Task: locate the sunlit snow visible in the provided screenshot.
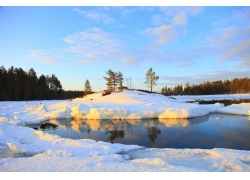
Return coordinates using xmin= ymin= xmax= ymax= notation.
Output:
xmin=0 ymin=90 xmax=250 ymax=172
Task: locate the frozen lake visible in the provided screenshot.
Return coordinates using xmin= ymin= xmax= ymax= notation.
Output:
xmin=29 ymin=113 xmax=250 ymax=151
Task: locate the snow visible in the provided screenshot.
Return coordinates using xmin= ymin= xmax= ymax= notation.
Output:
xmin=0 ymin=90 xmax=250 ymax=172
xmin=1 ymin=123 xmax=250 ymax=172
xmin=172 ymin=93 xmax=250 ymax=103
xmin=217 ymin=103 xmax=250 ymax=116
xmin=0 ymin=90 xmax=226 ymax=125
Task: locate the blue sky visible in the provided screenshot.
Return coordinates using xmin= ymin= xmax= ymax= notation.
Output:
xmin=0 ymin=4 xmax=250 ymax=92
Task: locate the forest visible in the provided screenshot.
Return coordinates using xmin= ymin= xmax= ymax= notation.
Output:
xmin=1 ymin=65 xmax=249 ymax=101
xmin=0 ymin=65 xmax=83 ymax=101
xmin=161 ymin=77 xmax=250 ymax=96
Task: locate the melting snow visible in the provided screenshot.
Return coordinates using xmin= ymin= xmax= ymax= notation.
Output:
xmin=0 ymin=90 xmax=250 ymax=172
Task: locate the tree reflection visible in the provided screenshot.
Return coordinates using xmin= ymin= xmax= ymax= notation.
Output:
xmin=147 ymin=127 xmax=161 ymax=142
xmin=40 ymin=123 xmax=58 ymax=130
xmin=105 ymin=130 xmax=125 ymax=143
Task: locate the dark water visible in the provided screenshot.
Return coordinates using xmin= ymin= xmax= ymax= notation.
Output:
xmin=29 ymin=113 xmax=250 ymax=151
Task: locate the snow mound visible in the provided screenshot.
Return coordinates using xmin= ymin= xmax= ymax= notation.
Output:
xmin=217 ymin=103 xmax=250 ymax=116
xmin=0 ymin=90 xmax=227 ymax=125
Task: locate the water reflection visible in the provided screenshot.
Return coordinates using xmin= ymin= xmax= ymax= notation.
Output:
xmin=35 ymin=114 xmax=250 ymax=150
xmin=105 ymin=130 xmax=125 ymax=143
xmin=40 ymin=123 xmax=58 ymax=130
xmin=40 ymin=115 xmax=209 ymax=133
xmin=147 ymin=127 xmax=161 ymax=142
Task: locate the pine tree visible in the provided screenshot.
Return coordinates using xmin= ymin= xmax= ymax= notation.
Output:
xmin=117 ymin=71 xmax=123 ymax=89
xmin=144 ymin=68 xmax=159 ymax=92
xmin=84 ymin=79 xmax=92 ymax=94
xmin=103 ymin=69 xmax=123 ymax=91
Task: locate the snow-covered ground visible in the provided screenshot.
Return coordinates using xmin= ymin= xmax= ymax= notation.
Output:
xmin=1 ymin=123 xmax=250 ymax=172
xmin=171 ymin=93 xmax=250 ymax=102
xmin=0 ymin=90 xmax=228 ymax=125
xmin=0 ymin=90 xmax=250 ymax=172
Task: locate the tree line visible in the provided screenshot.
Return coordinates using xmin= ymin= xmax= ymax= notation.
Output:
xmin=161 ymin=77 xmax=250 ymax=96
xmin=0 ymin=65 xmax=83 ymax=101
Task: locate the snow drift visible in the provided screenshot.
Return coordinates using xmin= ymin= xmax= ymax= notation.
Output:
xmin=0 ymin=90 xmax=225 ymax=125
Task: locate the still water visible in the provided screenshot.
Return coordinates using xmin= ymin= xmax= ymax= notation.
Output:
xmin=30 ymin=113 xmax=250 ymax=151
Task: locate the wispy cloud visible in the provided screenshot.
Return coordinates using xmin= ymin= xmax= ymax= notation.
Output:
xmin=175 ymin=61 xmax=197 ymax=68
xmin=74 ymin=8 xmax=115 ymax=23
xmin=171 ymin=13 xmax=188 ymax=26
xmin=208 ymin=25 xmax=250 ymax=67
xmin=28 ymin=49 xmax=75 ymax=65
xmin=159 ymin=69 xmax=250 ymax=87
xmin=142 ymin=25 xmax=177 ymax=45
xmin=62 ymin=28 xmax=146 ymax=67
xmin=28 ymin=50 xmax=54 ymax=64
xmin=144 ymin=7 xmax=203 ymax=45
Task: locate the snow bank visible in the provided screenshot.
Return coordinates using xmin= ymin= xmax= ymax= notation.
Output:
xmin=217 ymin=103 xmax=250 ymax=116
xmin=172 ymin=94 xmax=250 ymax=102
xmin=0 ymin=123 xmax=250 ymax=172
xmin=0 ymin=123 xmax=141 ymax=157
xmin=0 ymin=90 xmax=225 ymax=125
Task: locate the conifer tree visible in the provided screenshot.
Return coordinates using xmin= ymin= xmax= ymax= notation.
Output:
xmin=84 ymin=79 xmax=92 ymax=94
xmin=144 ymin=68 xmax=159 ymax=92
xmin=103 ymin=69 xmax=123 ymax=91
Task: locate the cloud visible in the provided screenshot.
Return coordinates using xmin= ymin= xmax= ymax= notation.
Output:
xmin=232 ymin=7 xmax=250 ymax=24
xmin=142 ymin=25 xmax=177 ymax=45
xmin=159 ymin=6 xmax=203 ymax=17
xmin=120 ymin=7 xmax=138 ymax=15
xmin=208 ymin=25 xmax=250 ymax=67
xmin=74 ymin=8 xmax=115 ymax=23
xmin=159 ymin=69 xmax=250 ymax=87
xmin=28 ymin=49 xmax=75 ymax=65
xmin=62 ymin=28 xmax=131 ymax=65
xmin=171 ymin=13 xmax=188 ymax=26
xmin=175 ymin=61 xmax=197 ymax=68
xmin=122 ymin=56 xmax=138 ymax=64
xmin=152 ymin=14 xmax=169 ymax=25
xmin=28 ymin=50 xmax=54 ymax=64
xmin=145 ymin=7 xmax=203 ymax=45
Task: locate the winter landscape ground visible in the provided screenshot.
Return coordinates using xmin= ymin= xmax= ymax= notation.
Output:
xmin=0 ymin=90 xmax=250 ymax=172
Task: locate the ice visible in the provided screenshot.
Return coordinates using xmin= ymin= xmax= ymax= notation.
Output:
xmin=217 ymin=103 xmax=250 ymax=116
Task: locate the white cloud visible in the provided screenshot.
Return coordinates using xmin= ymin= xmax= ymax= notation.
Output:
xmin=122 ymin=56 xmax=138 ymax=64
xmin=208 ymin=25 xmax=250 ymax=67
xmin=74 ymin=8 xmax=115 ymax=23
xmin=172 ymin=13 xmax=188 ymax=26
xmin=62 ymin=28 xmax=129 ymax=65
xmin=153 ymin=25 xmax=177 ymax=44
xmin=175 ymin=61 xmax=197 ymax=68
xmin=28 ymin=49 xmax=75 ymax=65
xmin=232 ymin=7 xmax=250 ymax=24
xmin=145 ymin=7 xmax=203 ymax=45
xmin=152 ymin=14 xmax=169 ymax=25
xmin=159 ymin=6 xmax=203 ymax=17
xmin=142 ymin=25 xmax=177 ymax=45
xmin=159 ymin=69 xmax=250 ymax=87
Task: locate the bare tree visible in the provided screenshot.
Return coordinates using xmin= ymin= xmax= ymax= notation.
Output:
xmin=125 ymin=77 xmax=133 ymax=90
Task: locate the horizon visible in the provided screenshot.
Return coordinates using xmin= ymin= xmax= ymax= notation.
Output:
xmin=1 ymin=5 xmax=250 ymax=92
